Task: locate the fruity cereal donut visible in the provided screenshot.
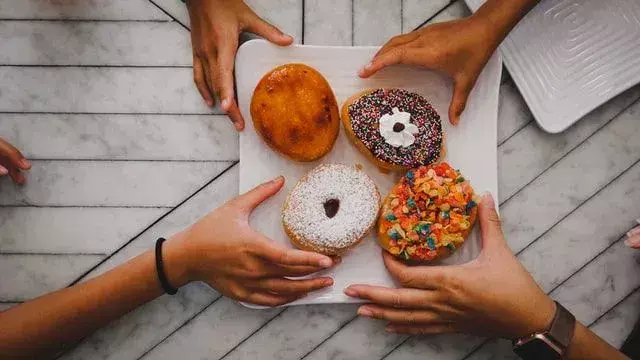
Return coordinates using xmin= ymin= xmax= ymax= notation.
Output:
xmin=341 ymin=88 xmax=444 ymax=172
xmin=377 ymin=162 xmax=480 ymax=261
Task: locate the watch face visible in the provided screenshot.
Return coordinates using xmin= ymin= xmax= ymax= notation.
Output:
xmin=514 ymin=337 xmax=562 ymax=360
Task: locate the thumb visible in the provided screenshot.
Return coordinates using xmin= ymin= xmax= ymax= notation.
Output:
xmin=478 ymin=192 xmax=506 ymax=250
xmin=244 ymin=13 xmax=293 ymax=46
xmin=448 ymin=77 xmax=474 ymax=125
xmin=232 ymin=176 xmax=285 ymax=213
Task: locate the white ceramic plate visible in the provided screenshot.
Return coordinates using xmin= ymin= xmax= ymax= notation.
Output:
xmin=466 ymin=0 xmax=640 ymax=133
xmin=235 ymin=40 xmax=501 ymax=307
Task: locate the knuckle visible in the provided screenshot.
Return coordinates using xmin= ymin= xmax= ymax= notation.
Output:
xmin=390 ymin=293 xmax=403 ymax=308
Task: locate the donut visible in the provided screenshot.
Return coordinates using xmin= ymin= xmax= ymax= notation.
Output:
xmin=341 ymin=88 xmax=444 ymax=172
xmin=282 ymin=164 xmax=381 ymax=256
xmin=377 ymin=162 xmax=480 ymax=261
xmin=251 ymin=63 xmax=340 ymax=162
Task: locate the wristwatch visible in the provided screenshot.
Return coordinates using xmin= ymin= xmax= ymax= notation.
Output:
xmin=512 ymin=301 xmax=576 ymax=359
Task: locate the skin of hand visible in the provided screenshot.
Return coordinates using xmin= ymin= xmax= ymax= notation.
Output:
xmin=625 ymin=226 xmax=640 ymax=249
xmin=345 ymin=193 xmax=557 ymax=338
xmin=358 ymin=16 xmax=499 ymax=126
xmin=0 ymin=137 xmax=31 ymax=185
xmin=170 ymin=176 xmax=338 ymax=306
xmin=186 ymin=0 xmax=293 ymax=131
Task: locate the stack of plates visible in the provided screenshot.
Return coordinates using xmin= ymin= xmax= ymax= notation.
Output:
xmin=466 ymin=0 xmax=640 ymax=133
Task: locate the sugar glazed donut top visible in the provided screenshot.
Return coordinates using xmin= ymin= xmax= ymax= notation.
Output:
xmin=378 ymin=162 xmax=479 ymax=261
xmin=250 ymin=63 xmax=340 ymax=162
xmin=347 ymin=89 xmax=443 ymax=168
xmin=282 ymin=164 xmax=380 ymax=254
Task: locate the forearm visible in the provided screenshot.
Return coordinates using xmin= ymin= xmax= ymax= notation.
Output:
xmin=472 ymin=0 xmax=540 ymax=44
xmin=566 ymin=322 xmax=629 ymax=360
xmin=0 ymin=238 xmax=190 ymax=359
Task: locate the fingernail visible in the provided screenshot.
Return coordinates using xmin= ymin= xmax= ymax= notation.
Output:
xmin=627 ymin=225 xmax=640 ymax=238
xmin=19 ymin=159 xmax=30 ymax=169
xmin=0 ymin=166 xmax=7 ymax=175
xmin=625 ymin=234 xmax=640 ymax=248
xmin=205 ymin=99 xmax=213 ymax=107
xmin=357 ymin=307 xmax=372 ymax=317
xmin=268 ymin=175 xmax=284 ymax=185
xmin=482 ymin=192 xmax=495 ymax=209
xmin=324 ymin=278 xmax=334 ymax=286
xmin=344 ymin=287 xmax=357 ymax=297
xmin=221 ymin=98 xmax=231 ymax=110
xmin=319 ymin=257 xmax=333 ymax=268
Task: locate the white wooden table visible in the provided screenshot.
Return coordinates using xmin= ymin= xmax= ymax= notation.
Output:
xmin=1 ymin=1 xmax=639 ymax=359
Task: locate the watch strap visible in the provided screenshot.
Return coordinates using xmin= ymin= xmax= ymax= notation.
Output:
xmin=548 ymin=301 xmax=575 ymax=351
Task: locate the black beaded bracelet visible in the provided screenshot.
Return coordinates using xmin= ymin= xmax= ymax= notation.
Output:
xmin=155 ymin=237 xmax=178 ymax=295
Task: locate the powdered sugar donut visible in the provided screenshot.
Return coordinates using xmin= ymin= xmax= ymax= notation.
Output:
xmin=341 ymin=89 xmax=444 ymax=172
xmin=282 ymin=164 xmax=381 ymax=256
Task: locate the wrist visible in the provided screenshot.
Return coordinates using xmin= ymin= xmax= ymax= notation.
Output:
xmin=513 ymin=295 xmax=556 ymax=338
xmin=162 ymin=232 xmax=195 ymax=288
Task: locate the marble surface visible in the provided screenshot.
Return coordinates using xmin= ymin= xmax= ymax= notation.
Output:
xmin=0 ymin=1 xmax=638 ymax=359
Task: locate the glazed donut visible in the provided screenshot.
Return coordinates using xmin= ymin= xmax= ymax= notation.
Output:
xmin=377 ymin=162 xmax=479 ymax=261
xmin=341 ymin=88 xmax=444 ymax=172
xmin=282 ymin=164 xmax=381 ymax=256
xmin=251 ymin=63 xmax=340 ymax=162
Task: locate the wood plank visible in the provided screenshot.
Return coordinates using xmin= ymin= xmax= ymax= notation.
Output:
xmin=0 ymin=21 xmax=190 ymax=66
xmin=0 ymin=114 xmax=238 ymax=161
xmin=0 ymin=303 xmax=18 ymax=311
xmin=591 ymin=289 xmax=640 ymax=348
xmin=0 ymin=254 xmax=103 ymax=300
xmin=428 ymin=0 xmax=470 ymax=23
xmin=60 ymin=282 xmax=217 ymax=360
xmin=304 ymin=0 xmax=352 ymax=45
xmin=501 ymin=98 xmax=640 ymax=253
xmin=245 ymin=0 xmax=303 ymax=43
xmin=139 ymin=299 xmax=280 ymax=360
xmin=498 ymin=85 xmax=640 ymax=203
xmin=0 ymin=207 xmax=164 ymax=253
xmin=0 ymin=0 xmax=168 ymax=20
xmin=224 ymin=304 xmax=357 ymax=360
xmin=149 ymin=0 xmax=189 ymax=26
xmin=60 ymin=165 xmax=239 ymax=359
xmin=353 ymin=0 xmax=401 ymax=46
xmin=0 ymin=161 xmax=232 ymax=207
xmin=303 ymin=316 xmax=407 ymax=360
xmin=402 ymin=0 xmax=451 ymax=32
xmin=0 ymin=67 xmax=218 ymax=114
xmin=497 ymin=80 xmax=532 ymax=144
xmin=519 ymin=161 xmax=640 ymax=293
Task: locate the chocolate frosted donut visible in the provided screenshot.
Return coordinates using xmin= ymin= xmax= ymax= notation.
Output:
xmin=282 ymin=164 xmax=381 ymax=256
xmin=341 ymin=89 xmax=444 ymax=172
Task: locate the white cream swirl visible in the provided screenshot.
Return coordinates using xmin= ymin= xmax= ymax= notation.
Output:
xmin=379 ymin=107 xmax=419 ymax=147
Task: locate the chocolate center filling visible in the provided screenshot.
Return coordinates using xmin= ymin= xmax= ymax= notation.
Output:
xmin=323 ymin=198 xmax=340 ymax=218
xmin=392 ymin=122 xmax=405 ymax=132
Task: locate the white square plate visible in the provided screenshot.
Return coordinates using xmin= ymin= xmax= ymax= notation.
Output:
xmin=466 ymin=0 xmax=640 ymax=133
xmin=236 ymin=40 xmax=501 ymax=307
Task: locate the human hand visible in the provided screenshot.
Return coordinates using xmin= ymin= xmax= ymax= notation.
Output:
xmin=626 ymin=226 xmax=640 ymax=249
xmin=169 ymin=176 xmax=337 ymax=307
xmin=345 ymin=194 xmax=556 ymax=338
xmin=186 ymin=0 xmax=293 ymax=131
xmin=358 ymin=16 xmax=499 ymax=125
xmin=0 ymin=137 xmax=31 ymax=185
